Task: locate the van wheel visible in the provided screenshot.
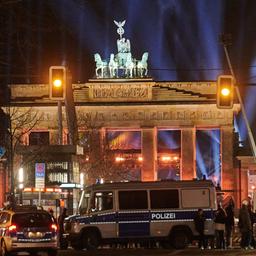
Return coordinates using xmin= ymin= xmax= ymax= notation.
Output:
xmin=171 ymin=231 xmax=189 ymax=249
xmin=0 ymin=241 xmax=10 ymax=256
xmin=83 ymin=231 xmax=100 ymax=250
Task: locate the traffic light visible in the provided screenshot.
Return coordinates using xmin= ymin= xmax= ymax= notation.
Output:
xmin=217 ymin=75 xmax=234 ymax=109
xmin=49 ymin=66 xmax=66 ymax=100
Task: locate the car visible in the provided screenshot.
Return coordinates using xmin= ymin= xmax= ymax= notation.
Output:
xmin=0 ymin=205 xmax=58 ymax=256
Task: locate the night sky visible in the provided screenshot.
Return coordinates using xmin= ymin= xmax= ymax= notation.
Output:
xmin=1 ymin=0 xmax=256 ymax=142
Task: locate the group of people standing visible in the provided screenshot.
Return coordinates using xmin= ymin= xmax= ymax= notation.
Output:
xmin=194 ymin=197 xmax=256 ymax=250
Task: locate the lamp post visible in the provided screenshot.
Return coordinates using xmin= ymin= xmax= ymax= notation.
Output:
xmin=7 ymin=104 xmax=15 ymax=205
xmin=219 ymin=34 xmax=256 ymax=157
xmin=18 ymin=167 xmax=24 ymax=204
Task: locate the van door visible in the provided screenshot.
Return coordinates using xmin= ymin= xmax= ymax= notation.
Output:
xmin=90 ymin=191 xmax=117 ymax=238
xmin=117 ymin=190 xmax=150 ymax=237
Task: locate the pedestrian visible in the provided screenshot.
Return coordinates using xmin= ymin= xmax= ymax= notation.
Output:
xmin=48 ymin=208 xmax=57 ymax=224
xmin=248 ymin=202 xmax=256 ymax=248
xmin=225 ymin=197 xmax=235 ymax=249
xmin=214 ymin=203 xmax=227 ymax=249
xmin=238 ymin=200 xmax=252 ymax=249
xmin=194 ymin=208 xmax=206 ymax=249
xmin=58 ymin=207 xmax=68 ymax=249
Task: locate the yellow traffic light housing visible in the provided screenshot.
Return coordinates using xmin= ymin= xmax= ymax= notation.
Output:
xmin=217 ymin=75 xmax=234 ymax=109
xmin=49 ymin=66 xmax=66 ymax=100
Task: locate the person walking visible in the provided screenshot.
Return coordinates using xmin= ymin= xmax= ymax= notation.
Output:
xmin=58 ymin=207 xmax=68 ymax=249
xmin=239 ymin=200 xmax=252 ymax=249
xmin=248 ymin=202 xmax=255 ymax=248
xmin=194 ymin=208 xmax=206 ymax=249
xmin=225 ymin=198 xmax=235 ymax=249
xmin=48 ymin=208 xmax=57 ymax=224
xmin=214 ymin=203 xmax=227 ymax=249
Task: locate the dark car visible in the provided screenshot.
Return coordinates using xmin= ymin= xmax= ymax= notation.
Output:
xmin=0 ymin=205 xmax=58 ymax=256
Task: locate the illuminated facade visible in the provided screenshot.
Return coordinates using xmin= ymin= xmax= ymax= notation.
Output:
xmin=6 ymin=78 xmax=245 ymax=209
xmin=2 ymin=21 xmax=246 ymax=210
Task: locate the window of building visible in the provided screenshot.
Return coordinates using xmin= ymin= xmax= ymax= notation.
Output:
xmin=150 ymin=189 xmax=179 ymax=209
xmin=196 ymin=129 xmax=220 ymax=185
xmin=118 ymin=190 xmax=148 ymax=210
xmin=107 ymin=131 xmax=141 ymax=150
xmin=45 ymin=162 xmax=69 ymax=185
xmin=157 ymin=130 xmax=181 ymax=180
xmin=107 ymin=130 xmax=142 ymax=181
xmin=29 ymin=131 xmax=49 ymax=145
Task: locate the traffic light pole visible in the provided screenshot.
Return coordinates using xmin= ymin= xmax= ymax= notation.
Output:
xmin=58 ymin=100 xmax=63 ymax=145
xmin=222 ymin=44 xmax=256 ymax=158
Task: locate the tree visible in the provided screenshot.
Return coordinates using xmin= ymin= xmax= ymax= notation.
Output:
xmin=3 ymin=106 xmax=44 ymax=196
xmin=77 ymin=111 xmax=139 ymax=185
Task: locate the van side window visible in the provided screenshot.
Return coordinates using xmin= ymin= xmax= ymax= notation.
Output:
xmin=91 ymin=191 xmax=113 ymax=212
xmin=119 ymin=190 xmax=148 ymax=210
xmin=150 ymin=189 xmax=179 ymax=209
xmin=181 ymin=189 xmax=210 ymax=208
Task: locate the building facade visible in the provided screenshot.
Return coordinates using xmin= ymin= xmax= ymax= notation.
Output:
xmin=4 ymin=77 xmax=246 ymax=211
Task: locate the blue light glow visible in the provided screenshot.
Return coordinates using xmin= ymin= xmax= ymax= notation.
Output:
xmin=45 ymin=0 xmax=226 ymax=81
xmin=196 ymin=130 xmax=220 ymax=184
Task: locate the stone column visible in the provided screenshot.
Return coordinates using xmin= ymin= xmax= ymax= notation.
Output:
xmin=141 ymin=127 xmax=157 ymax=181
xmin=221 ymin=126 xmax=234 ymax=191
xmin=181 ymin=128 xmax=195 ymax=180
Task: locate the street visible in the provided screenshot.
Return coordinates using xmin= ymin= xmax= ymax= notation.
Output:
xmin=55 ymin=248 xmax=256 ymax=256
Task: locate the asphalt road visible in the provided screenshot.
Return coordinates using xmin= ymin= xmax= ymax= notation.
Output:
xmin=55 ymin=248 xmax=256 ymax=256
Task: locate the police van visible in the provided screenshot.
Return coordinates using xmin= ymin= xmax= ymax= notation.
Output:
xmin=65 ymin=180 xmax=217 ymax=250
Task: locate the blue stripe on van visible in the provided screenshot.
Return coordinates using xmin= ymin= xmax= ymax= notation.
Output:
xmin=91 ymin=213 xmax=116 ymax=223
xmin=119 ymin=222 xmax=150 ymax=237
xmin=118 ymin=212 xmax=150 ymax=222
xmin=151 ymin=209 xmax=214 ymax=221
xmin=73 ymin=209 xmax=214 ymax=225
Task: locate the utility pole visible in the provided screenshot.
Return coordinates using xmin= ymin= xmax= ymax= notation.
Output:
xmin=64 ymin=70 xmax=78 ymax=145
xmin=219 ymin=34 xmax=256 ymax=158
xmin=6 ymin=103 xmax=15 ymax=206
xmin=58 ymin=100 xmax=63 ymax=145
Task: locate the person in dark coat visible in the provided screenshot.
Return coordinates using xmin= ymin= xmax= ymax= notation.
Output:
xmin=239 ymin=200 xmax=252 ymax=249
xmin=214 ymin=204 xmax=227 ymax=249
xmin=58 ymin=208 xmax=68 ymax=249
xmin=247 ymin=202 xmax=255 ymax=248
xmin=48 ymin=208 xmax=57 ymax=224
xmin=194 ymin=208 xmax=206 ymax=249
xmin=225 ymin=198 xmax=235 ymax=248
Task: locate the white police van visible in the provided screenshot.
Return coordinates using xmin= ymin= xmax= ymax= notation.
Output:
xmin=65 ymin=180 xmax=217 ymax=250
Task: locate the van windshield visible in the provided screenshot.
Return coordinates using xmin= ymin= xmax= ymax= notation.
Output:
xmin=79 ymin=190 xmax=91 ymax=214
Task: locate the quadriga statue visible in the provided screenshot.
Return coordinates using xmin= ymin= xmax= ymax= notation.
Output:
xmin=137 ymin=52 xmax=149 ymax=77
xmin=94 ymin=53 xmax=108 ymax=78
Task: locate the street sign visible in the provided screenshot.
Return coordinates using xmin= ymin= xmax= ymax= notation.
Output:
xmin=0 ymin=147 xmax=6 ymax=158
xmin=35 ymin=163 xmax=45 ymax=189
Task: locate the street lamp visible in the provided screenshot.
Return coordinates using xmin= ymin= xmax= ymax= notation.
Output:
xmin=18 ymin=167 xmax=24 ymax=204
xmin=80 ymin=172 xmax=84 ymax=189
